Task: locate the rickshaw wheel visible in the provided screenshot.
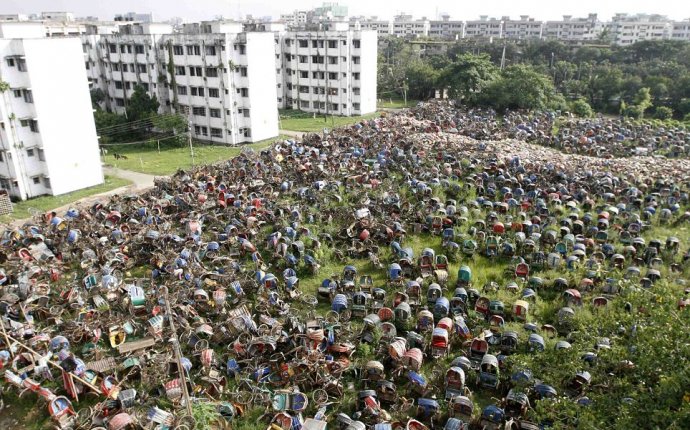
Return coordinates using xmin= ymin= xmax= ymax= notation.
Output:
xmin=340 ymin=310 xmax=351 ymax=322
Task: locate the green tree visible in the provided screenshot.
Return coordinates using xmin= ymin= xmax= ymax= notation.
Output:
xmin=0 ymin=80 xmax=9 ymax=93
xmin=127 ymin=84 xmax=159 ymax=122
xmin=571 ymin=99 xmax=594 ymax=117
xmin=633 ymin=87 xmax=653 ymax=118
xmin=653 ymin=106 xmax=673 ymax=120
xmin=441 ymin=53 xmax=498 ymax=104
xmin=483 ymin=64 xmax=563 ymax=111
xmin=93 ymin=110 xmax=128 ymax=144
xmin=405 ymin=59 xmax=441 ymax=100
xmin=90 ymin=88 xmax=106 ymax=109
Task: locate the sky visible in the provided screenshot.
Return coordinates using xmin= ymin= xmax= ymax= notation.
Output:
xmin=1 ymin=0 xmax=688 ymax=22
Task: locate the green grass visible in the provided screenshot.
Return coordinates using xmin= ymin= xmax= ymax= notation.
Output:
xmin=0 ymin=175 xmax=131 ymax=222
xmin=279 ymin=109 xmax=382 ymax=132
xmin=377 ymin=98 xmax=421 ymax=109
xmin=103 ymin=135 xmax=290 ymax=176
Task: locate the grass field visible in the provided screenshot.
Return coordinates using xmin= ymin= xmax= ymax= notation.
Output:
xmin=0 ymin=175 xmax=131 ymax=222
xmin=103 ymin=135 xmax=290 ymax=176
xmin=279 ymin=109 xmax=382 ymax=132
xmin=377 ymin=98 xmax=421 ymax=109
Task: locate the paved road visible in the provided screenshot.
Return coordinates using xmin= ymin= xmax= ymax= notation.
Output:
xmin=280 ymin=130 xmax=305 ymax=139
xmin=103 ymin=166 xmax=157 ymax=190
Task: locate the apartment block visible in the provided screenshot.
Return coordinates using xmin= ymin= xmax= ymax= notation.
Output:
xmin=280 ymin=22 xmax=376 ymax=116
xmin=543 ymin=14 xmax=603 ymax=42
xmin=392 ymin=14 xmax=430 ymax=37
xmin=670 ymin=19 xmax=690 ymax=41
xmin=502 ymin=16 xmax=544 ymax=40
xmin=349 ymin=17 xmax=393 ymax=36
xmin=0 ymin=22 xmax=103 ymax=200
xmin=465 ymin=16 xmax=503 ymax=39
xmin=609 ymin=13 xmax=671 ymax=45
xmin=429 ymin=15 xmax=465 ymax=39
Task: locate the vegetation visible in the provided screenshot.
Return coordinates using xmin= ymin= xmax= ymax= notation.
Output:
xmin=378 ymin=38 xmax=690 ymax=119
xmin=279 ymin=109 xmax=381 ymax=132
xmin=102 ymin=135 xmax=290 ymax=176
xmin=0 ymin=175 xmax=131 ymax=222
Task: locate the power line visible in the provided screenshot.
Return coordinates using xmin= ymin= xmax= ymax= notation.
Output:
xmin=96 ymin=113 xmax=182 ymax=133
xmin=98 ymin=134 xmax=181 ymax=146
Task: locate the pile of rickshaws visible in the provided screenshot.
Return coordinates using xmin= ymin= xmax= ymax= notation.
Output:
xmin=1 ymin=99 xmax=690 ymax=430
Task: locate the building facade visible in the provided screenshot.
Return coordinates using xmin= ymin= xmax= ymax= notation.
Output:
xmin=609 ymin=13 xmax=671 ymax=45
xmin=429 ymin=15 xmax=465 ymax=39
xmin=0 ymin=22 xmax=103 ymax=200
xmin=392 ymin=14 xmax=430 ymax=37
xmin=543 ymin=14 xmax=603 ymax=42
xmin=502 ymin=16 xmax=544 ymax=40
xmin=670 ymin=19 xmax=690 ymax=41
xmin=464 ymin=16 xmax=503 ymax=39
xmin=280 ymin=23 xmax=377 ymax=116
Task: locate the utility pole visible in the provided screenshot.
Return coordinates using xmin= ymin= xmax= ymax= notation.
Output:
xmin=187 ymin=115 xmax=195 ymax=167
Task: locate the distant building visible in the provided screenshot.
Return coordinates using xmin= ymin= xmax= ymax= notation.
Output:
xmin=429 ymin=15 xmax=465 ymax=39
xmin=0 ymin=22 xmax=103 ymax=200
xmin=609 ymin=13 xmax=671 ymax=45
xmin=313 ymin=3 xmax=348 ymax=22
xmin=465 ymin=16 xmax=503 ymax=39
xmin=502 ymin=15 xmax=544 ymax=40
xmin=349 ymin=16 xmax=392 ymax=36
xmin=670 ymin=19 xmax=690 ymax=41
xmin=0 ymin=14 xmax=29 ymax=22
xmin=543 ymin=14 xmax=604 ymax=42
xmin=114 ymin=12 xmax=155 ymax=23
xmin=40 ymin=11 xmax=75 ymax=22
xmin=392 ymin=14 xmax=430 ymax=37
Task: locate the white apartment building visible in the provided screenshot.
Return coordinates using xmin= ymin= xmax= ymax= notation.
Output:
xmin=392 ymin=15 xmax=430 ymax=37
xmin=0 ymin=15 xmax=29 ymax=22
xmin=280 ymin=22 xmax=377 ymax=116
xmin=502 ymin=15 xmax=544 ymax=40
xmin=280 ymin=11 xmax=309 ymax=28
xmin=429 ymin=15 xmax=465 ymax=39
xmin=609 ymin=13 xmax=671 ymax=45
xmin=86 ymin=22 xmax=279 ymax=145
xmin=0 ymin=22 xmax=103 ymax=200
xmin=465 ymin=16 xmax=503 ymax=39
xmin=671 ymin=19 xmax=690 ymax=41
xmin=543 ymin=14 xmax=603 ymax=42
xmin=349 ymin=17 xmax=393 ymax=36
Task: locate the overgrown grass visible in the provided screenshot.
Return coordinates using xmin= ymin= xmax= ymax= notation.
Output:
xmin=0 ymin=175 xmax=131 ymax=223
xmin=103 ymin=135 xmax=290 ymax=176
xmin=279 ymin=109 xmax=382 ymax=132
xmin=377 ymin=98 xmax=421 ymax=109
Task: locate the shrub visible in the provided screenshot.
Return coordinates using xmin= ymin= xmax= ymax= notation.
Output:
xmin=571 ymin=99 xmax=594 ymax=117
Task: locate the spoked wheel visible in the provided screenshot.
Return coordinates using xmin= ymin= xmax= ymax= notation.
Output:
xmin=312 ymin=388 xmax=329 ymax=406
xmin=340 ymin=309 xmax=351 ymax=322
xmin=301 ymin=294 xmax=318 ymax=306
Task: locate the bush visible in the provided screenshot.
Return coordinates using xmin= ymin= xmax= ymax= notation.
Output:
xmin=571 ymin=99 xmax=593 ymax=117
xmin=653 ymin=106 xmax=674 ymax=120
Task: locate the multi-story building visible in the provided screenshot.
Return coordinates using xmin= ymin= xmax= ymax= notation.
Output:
xmin=609 ymin=13 xmax=671 ymax=45
xmin=429 ymin=15 xmax=465 ymax=39
xmin=465 ymin=16 xmax=503 ymax=39
xmin=0 ymin=14 xmax=29 ymax=22
xmin=114 ymin=12 xmax=155 ymax=23
xmin=349 ymin=16 xmax=393 ymax=36
xmin=502 ymin=15 xmax=544 ymax=40
xmin=392 ymin=14 xmax=430 ymax=37
xmin=313 ymin=3 xmax=348 ymax=22
xmin=0 ymin=22 xmax=103 ymax=200
xmin=280 ymin=22 xmax=377 ymax=116
xmin=671 ymin=19 xmax=690 ymax=41
xmin=543 ymin=14 xmax=604 ymax=42
xmin=280 ymin=11 xmax=309 ymax=28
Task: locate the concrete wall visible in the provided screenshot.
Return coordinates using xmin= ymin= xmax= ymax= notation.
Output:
xmin=245 ymin=32 xmax=279 ymax=141
xmin=358 ymin=30 xmax=377 ymax=114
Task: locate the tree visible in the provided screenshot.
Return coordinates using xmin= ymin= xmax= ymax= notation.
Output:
xmin=441 ymin=53 xmax=498 ymax=104
xmin=90 ymin=88 xmax=106 ymax=109
xmin=127 ymin=84 xmax=159 ymax=122
xmin=0 ymin=80 xmax=9 ymax=93
xmin=483 ymin=64 xmax=563 ymax=111
xmin=571 ymin=99 xmax=594 ymax=117
xmin=405 ymin=60 xmax=441 ymax=100
xmin=632 ymin=87 xmax=653 ymax=118
xmin=653 ymin=106 xmax=673 ymax=120
xmin=93 ymin=110 xmax=128 ymax=144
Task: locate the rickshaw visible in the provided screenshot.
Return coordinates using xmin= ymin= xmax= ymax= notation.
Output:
xmin=457 ymin=266 xmax=472 ymax=287
xmin=488 ymin=300 xmax=504 ymax=316
xmin=504 ymin=389 xmax=530 ymax=418
xmin=469 ymin=338 xmax=489 ymax=364
xmin=474 ymin=296 xmax=490 ymax=315
xmin=372 ymin=288 xmax=386 ymax=312
xmin=515 ymin=262 xmax=529 ymax=278
xmin=431 ymin=328 xmax=450 ymax=357
xmin=453 ymin=316 xmax=471 ymax=340
xmin=388 ymin=337 xmax=407 ymax=361
xmin=416 ymin=398 xmax=440 ymax=422
xmin=332 ymin=294 xmax=349 ymax=314
xmin=512 ymin=300 xmax=529 ymax=322
xmin=563 ymin=289 xmax=582 ymax=307
xmin=445 ymin=366 xmax=466 ymax=399
xmin=343 ymin=265 xmax=358 ymax=282
xmin=417 ymin=310 xmax=434 ymax=333
xmin=128 ymin=286 xmax=146 ymax=315
xmin=419 ymin=248 xmax=435 ymax=278
xmin=433 ymin=297 xmax=450 ymax=321
xmin=359 ymin=275 xmax=374 ymax=294
xmin=478 ymin=354 xmax=500 ymax=389
xmin=448 ymin=396 xmax=474 ymax=421
xmin=557 ymin=307 xmax=576 ymax=334
xmin=376 ymin=380 xmax=398 ymax=403
xmin=407 ymin=370 xmax=429 ymax=396
xmin=351 ymin=292 xmax=368 ymax=318
xmin=388 ymin=263 xmax=404 ymax=286
xmin=402 ymin=348 xmax=424 ymax=371
xmin=500 ymin=331 xmax=519 ymax=354
xmin=272 ymin=389 xmax=309 ymax=412
xmin=427 ymin=283 xmax=443 ymax=306
xmin=394 ymin=302 xmax=413 ymax=332
xmin=406 ymin=280 xmax=422 ymax=307
xmin=528 ymin=333 xmax=545 ymax=352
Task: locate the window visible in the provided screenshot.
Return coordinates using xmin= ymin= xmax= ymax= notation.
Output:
xmin=140 ymin=83 xmax=149 ymax=91
xmin=186 ymin=45 xmax=201 ymax=55
xmin=300 ymin=100 xmax=310 ymax=108
xmin=137 ymin=64 xmax=147 ymax=73
xmin=173 ymin=45 xmax=184 ymax=55
xmin=0 ymin=152 xmax=3 ymax=162
xmin=353 ymin=39 xmax=361 ymax=48
xmin=328 ymin=40 xmax=337 ymax=48
xmin=240 ymin=88 xmax=249 ymax=97
xmin=243 ymin=128 xmax=251 ymax=138
xmin=38 ymin=149 xmax=45 ymax=161
xmin=208 ymin=88 xmax=219 ymax=98
xmin=29 ymin=120 xmax=39 ymax=133
xmin=6 ymin=58 xmax=14 ymax=67
xmin=313 ymin=101 xmax=326 ymax=109
xmin=194 ymin=125 xmax=208 ymax=136
xmin=353 ymin=87 xmax=361 ymax=95
xmin=328 ymin=88 xmax=338 ymax=96
xmin=112 ymin=63 xmax=120 ymax=71
xmin=210 ymin=128 xmax=222 ymax=138
xmin=311 ymin=55 xmax=324 ymax=64
xmin=328 ymin=72 xmax=337 ymax=80
xmin=190 ymin=87 xmax=204 ymax=97
xmin=120 ymin=45 xmax=126 ymax=53
xmin=299 ymin=56 xmax=308 ymax=63
xmin=189 ymin=66 xmax=202 ymax=76
xmin=353 ymin=72 xmax=360 ymax=80
xmin=27 ymin=148 xmax=35 ymax=157
xmin=332 ymin=103 xmax=338 ymax=111
xmin=43 ymin=177 xmax=51 ymax=188
xmin=312 ymin=40 xmax=324 ymax=48
xmin=298 ymin=39 xmax=308 ymax=47
xmin=192 ymin=106 xmax=206 ymax=116
xmin=125 ymin=82 xmax=131 ymax=90
xmin=17 ymin=58 xmax=26 ymax=71
xmin=122 ymin=64 xmax=128 ymax=72
xmin=175 ymin=66 xmax=186 ymax=75
xmin=300 ymin=71 xmax=308 ymax=78
xmin=177 ymin=85 xmax=188 ymax=95
xmin=205 ymin=45 xmax=216 ymax=55
xmin=299 ymin=86 xmax=309 ymax=93
xmin=352 ymin=56 xmax=361 ymax=64
xmin=243 ymin=109 xmax=250 ymax=118
xmin=205 ymin=67 xmax=218 ymax=77
xmin=240 ymin=67 xmax=247 ymax=77
xmin=238 ymin=45 xmax=246 ymax=55
xmin=135 ymin=45 xmax=144 ymax=54
xmin=85 ymin=61 xmax=90 ymax=70
xmin=109 ymin=44 xmax=117 ymax=53
xmin=209 ymin=108 xmax=221 ymax=118
xmin=114 ymin=81 xmax=123 ymax=89
xmin=13 ymin=90 xmax=21 ymax=98
xmin=313 ymin=86 xmax=324 ymax=94
xmin=353 ymin=102 xmax=360 ymax=110
xmin=32 ymin=176 xmax=40 ymax=185
xmin=115 ymin=98 xmax=125 ymax=107
xmin=328 ymin=56 xmax=338 ymax=65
